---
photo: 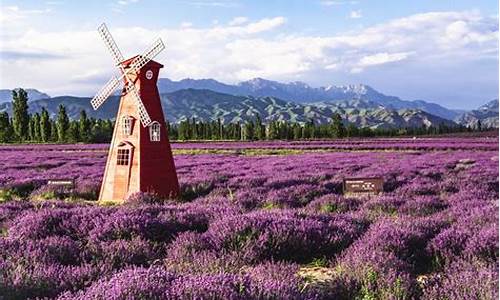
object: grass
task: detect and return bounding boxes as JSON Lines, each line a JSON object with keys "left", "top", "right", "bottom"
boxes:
{"left": 307, "top": 257, "right": 329, "bottom": 268}
{"left": 172, "top": 148, "right": 424, "bottom": 156}
{"left": 98, "top": 200, "right": 122, "bottom": 206}
{"left": 262, "top": 202, "right": 282, "bottom": 210}
{"left": 0, "top": 189, "right": 14, "bottom": 202}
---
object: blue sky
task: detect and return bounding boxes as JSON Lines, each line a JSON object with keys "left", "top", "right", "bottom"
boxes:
{"left": 0, "top": 0, "right": 498, "bottom": 109}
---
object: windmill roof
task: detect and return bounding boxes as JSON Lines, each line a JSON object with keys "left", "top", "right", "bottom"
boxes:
{"left": 120, "top": 55, "right": 164, "bottom": 68}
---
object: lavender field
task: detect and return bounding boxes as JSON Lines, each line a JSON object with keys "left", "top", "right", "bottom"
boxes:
{"left": 0, "top": 137, "right": 498, "bottom": 299}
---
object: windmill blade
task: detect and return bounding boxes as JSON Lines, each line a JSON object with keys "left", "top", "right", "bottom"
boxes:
{"left": 90, "top": 76, "right": 120, "bottom": 110}
{"left": 126, "top": 84, "right": 152, "bottom": 127}
{"left": 114, "top": 38, "right": 165, "bottom": 82}
{"left": 98, "top": 23, "right": 125, "bottom": 65}
{"left": 128, "top": 38, "right": 165, "bottom": 73}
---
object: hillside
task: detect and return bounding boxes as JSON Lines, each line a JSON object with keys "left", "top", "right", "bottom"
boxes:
{"left": 1, "top": 78, "right": 468, "bottom": 122}
{"left": 455, "top": 99, "right": 499, "bottom": 129}
{"left": 158, "top": 78, "right": 460, "bottom": 120}
{"left": 0, "top": 88, "right": 457, "bottom": 130}
{"left": 0, "top": 88, "right": 50, "bottom": 103}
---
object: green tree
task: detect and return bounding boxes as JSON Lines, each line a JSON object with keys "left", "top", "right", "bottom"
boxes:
{"left": 217, "top": 118, "right": 223, "bottom": 140}
{"left": 331, "top": 113, "right": 346, "bottom": 138}
{"left": 303, "top": 120, "right": 314, "bottom": 139}
{"left": 67, "top": 121, "right": 80, "bottom": 142}
{"left": 104, "top": 120, "right": 114, "bottom": 141}
{"left": 243, "top": 121, "right": 254, "bottom": 140}
{"left": 78, "top": 110, "right": 91, "bottom": 142}
{"left": 90, "top": 119, "right": 105, "bottom": 142}
{"left": 292, "top": 123, "right": 302, "bottom": 139}
{"left": 267, "top": 121, "right": 279, "bottom": 140}
{"left": 56, "top": 104, "right": 69, "bottom": 142}
{"left": 50, "top": 120, "right": 58, "bottom": 142}
{"left": 359, "top": 127, "right": 373, "bottom": 137}
{"left": 28, "top": 115, "right": 35, "bottom": 141}
{"left": 40, "top": 108, "right": 51, "bottom": 142}
{"left": 178, "top": 119, "right": 190, "bottom": 140}
{"left": 12, "top": 89, "right": 30, "bottom": 141}
{"left": 254, "top": 114, "right": 265, "bottom": 140}
{"left": 0, "top": 112, "right": 13, "bottom": 143}
{"left": 32, "top": 113, "right": 41, "bottom": 142}
{"left": 166, "top": 121, "right": 178, "bottom": 140}
{"left": 191, "top": 117, "right": 198, "bottom": 139}
{"left": 346, "top": 123, "right": 359, "bottom": 137}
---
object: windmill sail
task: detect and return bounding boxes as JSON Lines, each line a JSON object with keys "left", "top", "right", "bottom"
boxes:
{"left": 113, "top": 39, "right": 165, "bottom": 83}
{"left": 90, "top": 23, "right": 165, "bottom": 127}
{"left": 128, "top": 38, "right": 165, "bottom": 74}
{"left": 90, "top": 76, "right": 120, "bottom": 110}
{"left": 126, "top": 84, "right": 152, "bottom": 127}
{"left": 98, "top": 23, "right": 125, "bottom": 65}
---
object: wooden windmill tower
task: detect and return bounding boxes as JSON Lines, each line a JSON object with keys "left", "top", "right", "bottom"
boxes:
{"left": 91, "top": 23, "right": 179, "bottom": 203}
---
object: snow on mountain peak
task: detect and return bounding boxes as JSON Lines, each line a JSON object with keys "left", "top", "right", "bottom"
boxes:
{"left": 290, "top": 81, "right": 311, "bottom": 88}
{"left": 339, "top": 84, "right": 369, "bottom": 94}
{"left": 478, "top": 99, "right": 499, "bottom": 112}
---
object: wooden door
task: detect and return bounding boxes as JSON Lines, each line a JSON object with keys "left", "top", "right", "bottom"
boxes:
{"left": 112, "top": 142, "right": 134, "bottom": 201}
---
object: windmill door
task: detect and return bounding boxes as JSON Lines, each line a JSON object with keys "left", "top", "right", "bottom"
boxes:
{"left": 113, "top": 142, "right": 134, "bottom": 201}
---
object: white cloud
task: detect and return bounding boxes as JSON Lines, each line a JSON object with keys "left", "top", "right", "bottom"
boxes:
{"left": 111, "top": 0, "right": 139, "bottom": 13}
{"left": 0, "top": 5, "right": 51, "bottom": 23}
{"left": 228, "top": 16, "right": 248, "bottom": 26}
{"left": 45, "top": 1, "right": 64, "bottom": 5}
{"left": 0, "top": 11, "right": 497, "bottom": 97}
{"left": 117, "top": 0, "right": 139, "bottom": 6}
{"left": 349, "top": 10, "right": 362, "bottom": 19}
{"left": 353, "top": 52, "right": 412, "bottom": 72}
{"left": 180, "top": 22, "right": 193, "bottom": 28}
{"left": 243, "top": 17, "right": 286, "bottom": 34}
{"left": 359, "top": 52, "right": 410, "bottom": 66}
{"left": 187, "top": 1, "right": 239, "bottom": 8}
{"left": 320, "top": 0, "right": 358, "bottom": 6}
{"left": 324, "top": 63, "right": 339, "bottom": 70}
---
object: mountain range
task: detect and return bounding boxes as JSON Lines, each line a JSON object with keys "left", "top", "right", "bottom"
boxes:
{"left": 157, "top": 78, "right": 464, "bottom": 120}
{"left": 454, "top": 99, "right": 499, "bottom": 129}
{"left": 0, "top": 88, "right": 459, "bottom": 129}
{"left": 0, "top": 88, "right": 50, "bottom": 103}
{"left": 0, "top": 78, "right": 497, "bottom": 129}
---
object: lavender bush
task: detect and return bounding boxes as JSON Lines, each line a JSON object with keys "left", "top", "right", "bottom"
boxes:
{"left": 0, "top": 137, "right": 497, "bottom": 299}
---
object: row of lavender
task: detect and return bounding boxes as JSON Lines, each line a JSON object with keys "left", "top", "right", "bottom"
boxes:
{"left": 0, "top": 141, "right": 498, "bottom": 299}
{"left": 0, "top": 137, "right": 497, "bottom": 196}
{"left": 0, "top": 136, "right": 497, "bottom": 152}
{"left": 0, "top": 146, "right": 497, "bottom": 203}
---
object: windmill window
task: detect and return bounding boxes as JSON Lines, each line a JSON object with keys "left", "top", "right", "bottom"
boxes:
{"left": 117, "top": 149, "right": 130, "bottom": 166}
{"left": 149, "top": 122, "right": 161, "bottom": 142}
{"left": 122, "top": 116, "right": 133, "bottom": 136}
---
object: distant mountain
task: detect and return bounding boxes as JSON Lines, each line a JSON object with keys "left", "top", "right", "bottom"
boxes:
{"left": 455, "top": 99, "right": 499, "bottom": 129}
{"left": 0, "top": 88, "right": 50, "bottom": 103}
{"left": 158, "top": 78, "right": 240, "bottom": 95}
{"left": 0, "top": 88, "right": 457, "bottom": 130}
{"left": 0, "top": 96, "right": 120, "bottom": 120}
{"left": 3, "top": 78, "right": 463, "bottom": 121}
{"left": 157, "top": 78, "right": 460, "bottom": 120}
{"left": 478, "top": 99, "right": 499, "bottom": 111}
{"left": 311, "top": 99, "right": 456, "bottom": 129}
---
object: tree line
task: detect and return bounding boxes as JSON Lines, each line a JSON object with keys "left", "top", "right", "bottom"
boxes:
{"left": 168, "top": 114, "right": 471, "bottom": 141}
{"left": 0, "top": 89, "right": 113, "bottom": 143}
{"left": 0, "top": 88, "right": 473, "bottom": 143}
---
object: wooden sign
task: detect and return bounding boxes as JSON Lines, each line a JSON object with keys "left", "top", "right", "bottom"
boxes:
{"left": 47, "top": 179, "right": 75, "bottom": 188}
{"left": 343, "top": 177, "right": 383, "bottom": 196}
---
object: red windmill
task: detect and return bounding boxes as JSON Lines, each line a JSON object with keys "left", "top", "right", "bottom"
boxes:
{"left": 90, "top": 23, "right": 179, "bottom": 203}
